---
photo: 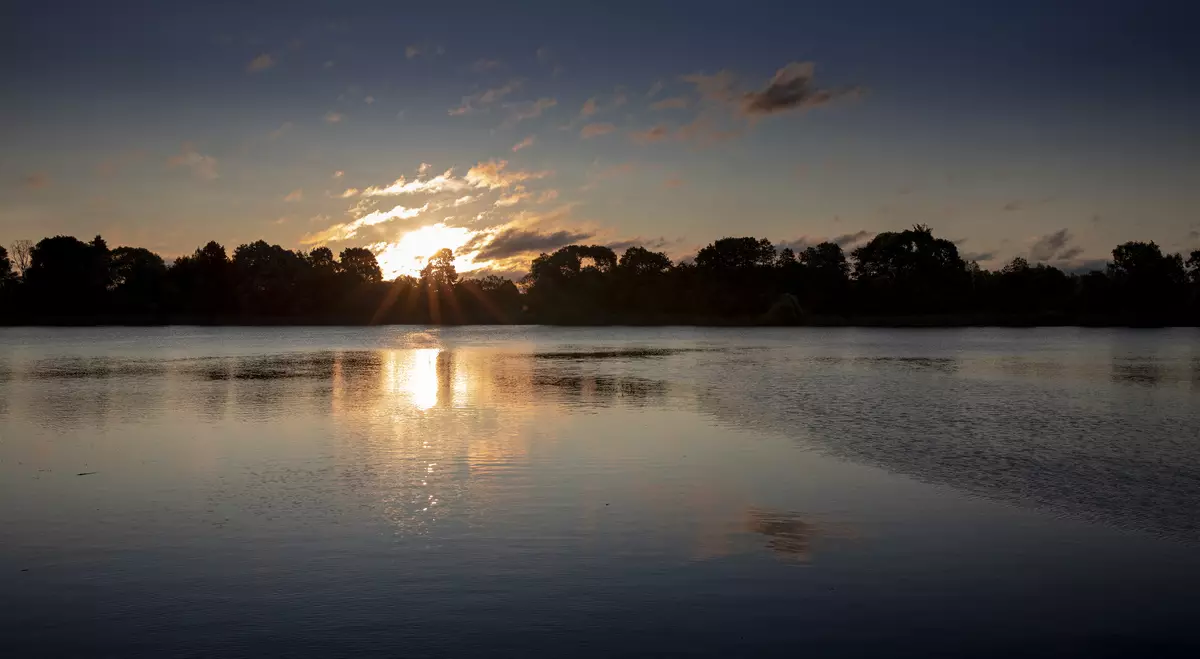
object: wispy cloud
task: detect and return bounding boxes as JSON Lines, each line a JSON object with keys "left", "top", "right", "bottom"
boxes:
{"left": 580, "top": 122, "right": 616, "bottom": 139}
{"left": 246, "top": 53, "right": 275, "bottom": 72}
{"left": 405, "top": 43, "right": 443, "bottom": 59}
{"left": 650, "top": 96, "right": 689, "bottom": 110}
{"left": 332, "top": 170, "right": 344, "bottom": 179}
{"left": 630, "top": 125, "right": 671, "bottom": 144}
{"left": 512, "top": 135, "right": 536, "bottom": 152}
{"left": 324, "top": 111, "right": 344, "bottom": 123}
{"left": 1029, "top": 228, "right": 1077, "bottom": 262}
{"left": 301, "top": 203, "right": 429, "bottom": 245}
{"left": 471, "top": 227, "right": 594, "bottom": 261}
{"left": 646, "top": 81, "right": 663, "bottom": 98}
{"left": 740, "top": 62, "right": 861, "bottom": 116}
{"left": 360, "top": 169, "right": 467, "bottom": 197}
{"left": 284, "top": 189, "right": 303, "bottom": 202}
{"left": 663, "top": 176, "right": 685, "bottom": 188}
{"left": 167, "top": 143, "right": 218, "bottom": 180}
{"left": 22, "top": 172, "right": 50, "bottom": 189}
{"left": 472, "top": 58, "right": 504, "bottom": 73}
{"left": 453, "top": 195, "right": 477, "bottom": 206}
{"left": 580, "top": 98, "right": 598, "bottom": 117}
{"left": 466, "top": 159, "right": 552, "bottom": 189}
{"left": 505, "top": 97, "right": 557, "bottom": 125}
{"left": 267, "top": 122, "right": 294, "bottom": 140}
{"left": 337, "top": 188, "right": 359, "bottom": 198}
{"left": 449, "top": 80, "right": 522, "bottom": 115}
{"left": 494, "top": 186, "right": 533, "bottom": 207}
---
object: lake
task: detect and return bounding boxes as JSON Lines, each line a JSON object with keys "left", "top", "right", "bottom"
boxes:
{"left": 2, "top": 326, "right": 1199, "bottom": 658}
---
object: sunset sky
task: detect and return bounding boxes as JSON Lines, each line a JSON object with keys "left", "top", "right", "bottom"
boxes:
{"left": 3, "top": 0, "right": 1199, "bottom": 278}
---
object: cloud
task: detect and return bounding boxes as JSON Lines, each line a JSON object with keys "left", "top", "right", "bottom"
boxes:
{"left": 167, "top": 143, "right": 218, "bottom": 180}
{"left": 471, "top": 227, "right": 594, "bottom": 261}
{"left": 580, "top": 98, "right": 598, "bottom": 117}
{"left": 630, "top": 125, "right": 671, "bottom": 144}
{"left": 301, "top": 203, "right": 429, "bottom": 245}
{"left": 537, "top": 189, "right": 559, "bottom": 203}
{"left": 23, "top": 172, "right": 50, "bottom": 189}
{"left": 580, "top": 122, "right": 616, "bottom": 139}
{"left": 466, "top": 159, "right": 551, "bottom": 189}
{"left": 605, "top": 237, "right": 672, "bottom": 252}
{"left": 832, "top": 230, "right": 873, "bottom": 248}
{"left": 681, "top": 70, "right": 737, "bottom": 102}
{"left": 246, "top": 53, "right": 275, "bottom": 72}
{"left": 1003, "top": 201, "right": 1021, "bottom": 211}
{"left": 506, "top": 97, "right": 557, "bottom": 124}
{"left": 650, "top": 96, "right": 689, "bottom": 110}
{"left": 1029, "top": 229, "right": 1074, "bottom": 262}
{"left": 360, "top": 168, "right": 467, "bottom": 197}
{"left": 472, "top": 58, "right": 503, "bottom": 72}
{"left": 494, "top": 187, "right": 532, "bottom": 207}
{"left": 647, "top": 81, "right": 663, "bottom": 97}
{"left": 418, "top": 162, "right": 432, "bottom": 175}
{"left": 324, "top": 111, "right": 344, "bottom": 123}
{"left": 284, "top": 189, "right": 303, "bottom": 202}
{"left": 598, "top": 162, "right": 638, "bottom": 178}
{"left": 364, "top": 95, "right": 375, "bottom": 104}
{"left": 961, "top": 250, "right": 998, "bottom": 262}
{"left": 406, "top": 43, "right": 443, "bottom": 59}
{"left": 663, "top": 176, "right": 685, "bottom": 188}
{"left": 337, "top": 188, "right": 359, "bottom": 198}
{"left": 453, "top": 195, "right": 476, "bottom": 206}
{"left": 777, "top": 230, "right": 873, "bottom": 253}
{"left": 1056, "top": 246, "right": 1084, "bottom": 261}
{"left": 740, "top": 62, "right": 859, "bottom": 116}
{"left": 449, "top": 80, "right": 522, "bottom": 115}
{"left": 268, "top": 122, "right": 294, "bottom": 139}
{"left": 323, "top": 60, "right": 334, "bottom": 70}
{"left": 512, "top": 135, "right": 536, "bottom": 152}
{"left": 332, "top": 170, "right": 344, "bottom": 179}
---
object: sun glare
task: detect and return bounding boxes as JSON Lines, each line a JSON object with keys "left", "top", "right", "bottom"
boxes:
{"left": 373, "top": 223, "right": 478, "bottom": 280}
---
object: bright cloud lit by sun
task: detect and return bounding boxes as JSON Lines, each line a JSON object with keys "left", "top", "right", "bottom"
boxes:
{"left": 372, "top": 223, "right": 481, "bottom": 280}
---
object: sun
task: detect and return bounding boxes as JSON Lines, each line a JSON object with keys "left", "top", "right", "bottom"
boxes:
{"left": 373, "top": 223, "right": 479, "bottom": 280}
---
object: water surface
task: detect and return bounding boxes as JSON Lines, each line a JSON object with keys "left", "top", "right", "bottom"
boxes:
{"left": 2, "top": 327, "right": 1199, "bottom": 657}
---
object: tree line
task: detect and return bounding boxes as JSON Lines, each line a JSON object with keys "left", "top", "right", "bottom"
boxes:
{"left": 2, "top": 226, "right": 1198, "bottom": 326}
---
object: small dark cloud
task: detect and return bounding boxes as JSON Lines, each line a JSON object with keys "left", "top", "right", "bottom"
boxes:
{"left": 630, "top": 124, "right": 670, "bottom": 144}
{"left": 961, "top": 250, "right": 997, "bottom": 262}
{"left": 1029, "top": 228, "right": 1072, "bottom": 262}
{"left": 740, "top": 62, "right": 862, "bottom": 117}
{"left": 1065, "top": 259, "right": 1109, "bottom": 275}
{"left": 1057, "top": 246, "right": 1084, "bottom": 261}
{"left": 472, "top": 228, "right": 594, "bottom": 260}
{"left": 606, "top": 237, "right": 671, "bottom": 252}
{"left": 1002, "top": 201, "right": 1021, "bottom": 211}
{"left": 23, "top": 172, "right": 50, "bottom": 189}
{"left": 832, "top": 230, "right": 873, "bottom": 248}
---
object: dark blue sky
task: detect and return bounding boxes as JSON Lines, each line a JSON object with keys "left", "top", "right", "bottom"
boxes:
{"left": 3, "top": 0, "right": 1198, "bottom": 276}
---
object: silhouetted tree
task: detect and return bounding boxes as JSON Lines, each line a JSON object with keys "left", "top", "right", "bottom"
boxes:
{"left": 1107, "top": 241, "right": 1187, "bottom": 322}
{"left": 8, "top": 240, "right": 32, "bottom": 277}
{"left": 2, "top": 226, "right": 1197, "bottom": 326}
{"left": 852, "top": 225, "right": 967, "bottom": 313}
{"left": 339, "top": 247, "right": 383, "bottom": 284}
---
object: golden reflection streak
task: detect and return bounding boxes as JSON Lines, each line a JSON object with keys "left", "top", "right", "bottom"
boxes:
{"left": 383, "top": 348, "right": 442, "bottom": 411}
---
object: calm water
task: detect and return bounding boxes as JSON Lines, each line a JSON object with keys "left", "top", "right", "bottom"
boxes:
{"left": 2, "top": 326, "right": 1199, "bottom": 658}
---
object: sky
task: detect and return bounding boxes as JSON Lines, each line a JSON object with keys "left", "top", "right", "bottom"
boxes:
{"left": 3, "top": 0, "right": 1200, "bottom": 278}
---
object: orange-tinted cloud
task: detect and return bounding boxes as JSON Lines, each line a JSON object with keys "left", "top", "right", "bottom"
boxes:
{"left": 465, "top": 159, "right": 551, "bottom": 189}
{"left": 580, "top": 122, "right": 616, "bottom": 139}
{"left": 166, "top": 143, "right": 218, "bottom": 180}
{"left": 650, "top": 96, "right": 689, "bottom": 110}
{"left": 23, "top": 172, "right": 51, "bottom": 189}
{"left": 284, "top": 189, "right": 303, "bottom": 202}
{"left": 511, "top": 135, "right": 535, "bottom": 152}
{"left": 301, "top": 203, "right": 429, "bottom": 244}
{"left": 247, "top": 53, "right": 275, "bottom": 72}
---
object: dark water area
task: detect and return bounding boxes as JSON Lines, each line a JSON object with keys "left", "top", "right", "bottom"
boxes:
{"left": 2, "top": 327, "right": 1199, "bottom": 658}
